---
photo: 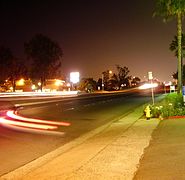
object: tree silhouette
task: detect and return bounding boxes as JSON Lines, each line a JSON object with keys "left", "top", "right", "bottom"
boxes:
{"left": 116, "top": 65, "right": 131, "bottom": 88}
{"left": 24, "top": 34, "right": 63, "bottom": 91}
{"left": 79, "top": 78, "right": 96, "bottom": 92}
{"left": 0, "top": 46, "right": 14, "bottom": 82}
{"left": 0, "top": 46, "right": 27, "bottom": 91}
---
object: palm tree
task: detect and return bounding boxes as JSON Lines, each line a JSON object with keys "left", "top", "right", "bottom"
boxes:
{"left": 170, "top": 34, "right": 185, "bottom": 85}
{"left": 170, "top": 34, "right": 185, "bottom": 58}
{"left": 154, "top": 0, "right": 185, "bottom": 93}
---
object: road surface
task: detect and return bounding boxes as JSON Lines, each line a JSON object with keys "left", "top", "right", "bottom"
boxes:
{"left": 0, "top": 89, "right": 154, "bottom": 176}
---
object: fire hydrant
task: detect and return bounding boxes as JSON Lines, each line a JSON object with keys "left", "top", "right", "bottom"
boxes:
{"left": 145, "top": 105, "right": 151, "bottom": 120}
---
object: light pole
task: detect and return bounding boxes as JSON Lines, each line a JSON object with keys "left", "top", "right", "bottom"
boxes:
{"left": 148, "top": 71, "right": 154, "bottom": 105}
{"left": 102, "top": 73, "right": 104, "bottom": 91}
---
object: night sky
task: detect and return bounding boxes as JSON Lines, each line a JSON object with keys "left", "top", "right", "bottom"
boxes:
{"left": 0, "top": 0, "right": 184, "bottom": 82}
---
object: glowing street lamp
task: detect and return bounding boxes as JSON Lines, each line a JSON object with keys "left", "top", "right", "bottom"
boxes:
{"left": 109, "top": 70, "right": 112, "bottom": 74}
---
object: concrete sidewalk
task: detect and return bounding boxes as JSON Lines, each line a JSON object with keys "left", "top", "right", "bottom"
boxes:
{"left": 134, "top": 118, "right": 185, "bottom": 180}
{"left": 1, "top": 105, "right": 160, "bottom": 180}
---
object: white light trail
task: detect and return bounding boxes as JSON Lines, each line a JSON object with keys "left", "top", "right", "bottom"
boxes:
{"left": 138, "top": 83, "right": 158, "bottom": 90}
{"left": 0, "top": 91, "right": 78, "bottom": 97}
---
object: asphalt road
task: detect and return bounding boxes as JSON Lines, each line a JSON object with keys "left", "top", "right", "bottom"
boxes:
{"left": 0, "top": 89, "right": 154, "bottom": 176}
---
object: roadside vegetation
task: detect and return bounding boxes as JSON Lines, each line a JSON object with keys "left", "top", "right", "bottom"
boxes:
{"left": 147, "top": 93, "right": 185, "bottom": 119}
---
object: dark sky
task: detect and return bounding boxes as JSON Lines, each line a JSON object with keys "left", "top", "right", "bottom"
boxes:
{"left": 0, "top": 0, "right": 183, "bottom": 82}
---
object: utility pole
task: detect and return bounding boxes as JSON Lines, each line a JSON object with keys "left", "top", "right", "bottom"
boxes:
{"left": 148, "top": 71, "right": 155, "bottom": 105}
{"left": 102, "top": 73, "right": 104, "bottom": 91}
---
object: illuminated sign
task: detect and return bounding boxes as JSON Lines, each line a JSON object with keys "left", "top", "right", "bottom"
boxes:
{"left": 70, "top": 72, "right": 80, "bottom": 83}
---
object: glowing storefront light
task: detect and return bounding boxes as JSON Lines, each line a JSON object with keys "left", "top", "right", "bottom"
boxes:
{"left": 16, "top": 78, "right": 25, "bottom": 86}
{"left": 55, "top": 79, "right": 62, "bottom": 86}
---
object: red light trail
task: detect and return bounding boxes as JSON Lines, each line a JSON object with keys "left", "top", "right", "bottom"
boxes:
{"left": 0, "top": 117, "right": 58, "bottom": 130}
{"left": 7, "top": 110, "right": 70, "bottom": 126}
{"left": 0, "top": 110, "right": 71, "bottom": 133}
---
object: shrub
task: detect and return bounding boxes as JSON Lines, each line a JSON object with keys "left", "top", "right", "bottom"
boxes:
{"left": 144, "top": 93, "right": 185, "bottom": 118}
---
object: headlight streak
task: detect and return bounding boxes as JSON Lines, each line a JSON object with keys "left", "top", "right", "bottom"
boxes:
{"left": 0, "top": 91, "right": 78, "bottom": 97}
{"left": 138, "top": 83, "right": 158, "bottom": 90}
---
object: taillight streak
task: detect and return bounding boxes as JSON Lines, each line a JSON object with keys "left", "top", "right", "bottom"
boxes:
{"left": 6, "top": 110, "right": 70, "bottom": 126}
{"left": 0, "top": 117, "right": 57, "bottom": 130}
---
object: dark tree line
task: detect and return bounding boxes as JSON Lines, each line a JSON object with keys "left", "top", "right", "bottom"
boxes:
{"left": 80, "top": 65, "right": 141, "bottom": 92}
{"left": 0, "top": 34, "right": 63, "bottom": 91}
